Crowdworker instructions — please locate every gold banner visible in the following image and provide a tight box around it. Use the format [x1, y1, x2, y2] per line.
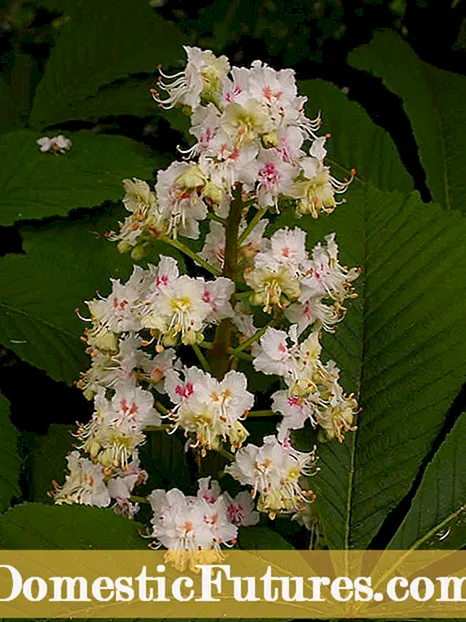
[0, 550, 466, 618]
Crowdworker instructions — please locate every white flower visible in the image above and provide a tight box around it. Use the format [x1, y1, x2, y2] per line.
[223, 490, 260, 526]
[245, 264, 301, 313]
[220, 66, 251, 107]
[52, 451, 110, 507]
[142, 275, 211, 346]
[248, 61, 303, 126]
[77, 334, 147, 398]
[220, 99, 273, 143]
[165, 368, 253, 452]
[37, 135, 71, 153]
[108, 454, 148, 518]
[272, 391, 316, 442]
[300, 233, 359, 302]
[122, 178, 156, 215]
[232, 300, 257, 339]
[148, 485, 238, 572]
[200, 134, 259, 191]
[225, 435, 317, 517]
[156, 161, 208, 239]
[200, 219, 267, 270]
[85, 266, 145, 340]
[153, 46, 230, 110]
[285, 297, 342, 335]
[76, 379, 158, 469]
[111, 379, 160, 428]
[142, 347, 177, 391]
[197, 476, 222, 504]
[189, 103, 221, 155]
[255, 227, 307, 274]
[199, 221, 226, 270]
[252, 327, 295, 377]
[256, 148, 296, 208]
[203, 277, 234, 323]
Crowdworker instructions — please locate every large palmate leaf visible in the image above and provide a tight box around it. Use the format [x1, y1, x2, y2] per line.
[0, 503, 145, 548]
[289, 184, 466, 549]
[0, 395, 21, 512]
[349, 30, 466, 211]
[0, 130, 158, 226]
[389, 411, 466, 550]
[30, 0, 183, 129]
[299, 79, 414, 194]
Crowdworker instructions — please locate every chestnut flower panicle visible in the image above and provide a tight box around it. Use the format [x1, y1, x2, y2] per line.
[52, 47, 360, 560]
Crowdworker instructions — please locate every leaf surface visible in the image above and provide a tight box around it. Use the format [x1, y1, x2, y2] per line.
[349, 30, 466, 211]
[0, 130, 157, 226]
[289, 184, 466, 549]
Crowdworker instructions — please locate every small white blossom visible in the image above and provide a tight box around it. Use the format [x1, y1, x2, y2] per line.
[153, 46, 230, 110]
[37, 135, 71, 154]
[165, 367, 253, 452]
[148, 483, 238, 572]
[52, 451, 110, 507]
[225, 435, 317, 518]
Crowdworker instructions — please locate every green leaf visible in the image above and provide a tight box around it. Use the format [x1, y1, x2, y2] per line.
[0, 394, 21, 512]
[30, 0, 183, 129]
[27, 424, 74, 503]
[0, 208, 134, 385]
[291, 184, 466, 549]
[141, 432, 193, 492]
[238, 526, 294, 550]
[299, 79, 414, 194]
[56, 75, 159, 122]
[389, 412, 466, 550]
[0, 130, 157, 226]
[349, 30, 466, 211]
[0, 77, 20, 134]
[0, 503, 145, 548]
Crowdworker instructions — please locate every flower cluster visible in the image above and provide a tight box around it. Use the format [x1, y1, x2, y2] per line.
[245, 228, 358, 319]
[148, 477, 258, 571]
[53, 47, 360, 563]
[165, 367, 253, 453]
[110, 47, 354, 251]
[253, 326, 358, 442]
[82, 257, 234, 351]
[226, 436, 318, 518]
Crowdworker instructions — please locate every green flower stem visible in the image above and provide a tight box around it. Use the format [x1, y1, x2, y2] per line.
[238, 207, 268, 246]
[159, 234, 221, 277]
[193, 343, 211, 372]
[229, 320, 273, 355]
[207, 212, 227, 225]
[199, 341, 252, 361]
[144, 424, 172, 432]
[154, 400, 169, 415]
[246, 410, 276, 418]
[129, 495, 150, 504]
[215, 446, 235, 462]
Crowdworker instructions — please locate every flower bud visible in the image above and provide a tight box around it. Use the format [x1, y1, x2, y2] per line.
[131, 245, 146, 261]
[203, 180, 223, 204]
[117, 240, 133, 254]
[175, 164, 206, 189]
